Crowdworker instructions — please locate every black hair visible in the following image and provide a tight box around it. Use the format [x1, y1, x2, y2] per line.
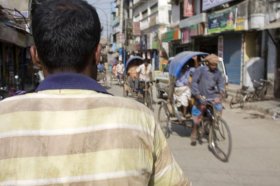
[31, 0, 101, 73]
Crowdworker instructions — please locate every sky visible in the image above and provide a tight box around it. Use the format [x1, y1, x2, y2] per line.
[86, 0, 113, 41]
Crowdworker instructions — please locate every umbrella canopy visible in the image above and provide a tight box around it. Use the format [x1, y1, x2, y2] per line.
[125, 56, 144, 72]
[169, 51, 208, 79]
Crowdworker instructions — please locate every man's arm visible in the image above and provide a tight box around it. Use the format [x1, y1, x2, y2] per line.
[191, 67, 202, 98]
[217, 72, 225, 98]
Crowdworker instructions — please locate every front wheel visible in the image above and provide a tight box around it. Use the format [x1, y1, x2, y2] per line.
[157, 102, 171, 138]
[208, 118, 232, 162]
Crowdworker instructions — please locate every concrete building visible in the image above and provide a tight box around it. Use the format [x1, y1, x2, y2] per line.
[165, 0, 280, 98]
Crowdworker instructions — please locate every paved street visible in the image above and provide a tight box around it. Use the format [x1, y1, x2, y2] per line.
[107, 82, 280, 186]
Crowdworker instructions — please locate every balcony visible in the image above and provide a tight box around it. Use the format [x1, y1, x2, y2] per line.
[140, 18, 149, 30]
[139, 13, 162, 30]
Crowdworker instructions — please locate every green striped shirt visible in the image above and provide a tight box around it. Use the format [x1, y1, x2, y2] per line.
[0, 89, 189, 185]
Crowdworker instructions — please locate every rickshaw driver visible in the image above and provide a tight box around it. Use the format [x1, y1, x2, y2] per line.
[190, 54, 225, 146]
[127, 64, 139, 94]
[136, 60, 152, 94]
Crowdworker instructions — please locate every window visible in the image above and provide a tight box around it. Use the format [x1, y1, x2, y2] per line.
[134, 13, 140, 21]
[150, 3, 158, 14]
[142, 9, 148, 19]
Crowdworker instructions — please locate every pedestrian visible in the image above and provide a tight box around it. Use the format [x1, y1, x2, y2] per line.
[116, 60, 124, 84]
[0, 0, 189, 185]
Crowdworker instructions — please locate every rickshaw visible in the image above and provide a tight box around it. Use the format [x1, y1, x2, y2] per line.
[156, 51, 208, 127]
[156, 51, 232, 162]
[123, 56, 154, 110]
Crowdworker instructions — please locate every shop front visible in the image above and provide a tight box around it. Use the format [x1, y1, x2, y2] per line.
[161, 28, 181, 57]
[0, 23, 33, 92]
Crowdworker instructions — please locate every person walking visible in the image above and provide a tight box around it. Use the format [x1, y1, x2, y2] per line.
[0, 0, 189, 185]
[116, 60, 124, 85]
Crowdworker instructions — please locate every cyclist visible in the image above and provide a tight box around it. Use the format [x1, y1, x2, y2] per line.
[190, 54, 225, 146]
[136, 60, 152, 95]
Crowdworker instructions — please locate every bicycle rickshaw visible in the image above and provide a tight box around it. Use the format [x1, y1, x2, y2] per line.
[156, 51, 232, 162]
[123, 56, 154, 110]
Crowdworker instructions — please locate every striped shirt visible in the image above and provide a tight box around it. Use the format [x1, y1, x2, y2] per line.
[0, 73, 189, 186]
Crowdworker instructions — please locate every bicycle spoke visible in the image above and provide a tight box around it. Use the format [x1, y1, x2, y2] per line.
[209, 118, 232, 162]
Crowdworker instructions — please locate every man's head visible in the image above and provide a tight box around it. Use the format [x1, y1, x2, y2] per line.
[144, 60, 149, 66]
[30, 0, 101, 77]
[205, 54, 219, 71]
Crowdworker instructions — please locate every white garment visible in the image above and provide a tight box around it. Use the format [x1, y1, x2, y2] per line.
[136, 63, 152, 82]
[174, 86, 191, 107]
[116, 63, 124, 74]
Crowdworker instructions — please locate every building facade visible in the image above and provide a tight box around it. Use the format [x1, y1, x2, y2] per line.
[165, 0, 280, 98]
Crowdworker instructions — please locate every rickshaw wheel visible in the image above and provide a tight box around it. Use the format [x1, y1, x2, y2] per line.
[123, 83, 130, 97]
[158, 101, 171, 138]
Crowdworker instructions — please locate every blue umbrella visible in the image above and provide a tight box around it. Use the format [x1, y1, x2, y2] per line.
[169, 51, 208, 79]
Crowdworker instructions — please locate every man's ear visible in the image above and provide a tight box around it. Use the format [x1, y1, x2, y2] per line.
[95, 44, 101, 65]
[30, 45, 42, 69]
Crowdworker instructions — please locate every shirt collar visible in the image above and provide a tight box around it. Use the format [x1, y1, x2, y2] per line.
[36, 72, 109, 94]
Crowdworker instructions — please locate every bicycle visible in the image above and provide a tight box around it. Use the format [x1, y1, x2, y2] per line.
[198, 99, 232, 162]
[138, 80, 154, 110]
[230, 79, 272, 109]
[158, 97, 232, 162]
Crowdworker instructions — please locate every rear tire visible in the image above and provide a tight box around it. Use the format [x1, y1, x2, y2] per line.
[144, 91, 153, 110]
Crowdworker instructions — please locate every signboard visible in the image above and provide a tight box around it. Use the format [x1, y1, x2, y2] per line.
[218, 36, 223, 58]
[203, 0, 235, 11]
[181, 28, 190, 44]
[207, 7, 236, 34]
[184, 0, 194, 17]
[161, 29, 181, 42]
[235, 0, 248, 31]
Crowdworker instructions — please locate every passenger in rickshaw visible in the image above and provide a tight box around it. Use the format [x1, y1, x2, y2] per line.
[190, 54, 225, 146]
[173, 59, 196, 118]
[174, 65, 191, 115]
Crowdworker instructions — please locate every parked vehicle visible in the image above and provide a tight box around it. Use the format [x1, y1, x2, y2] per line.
[230, 79, 272, 109]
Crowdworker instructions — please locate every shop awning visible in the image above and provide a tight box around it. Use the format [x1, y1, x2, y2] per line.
[263, 21, 280, 30]
[0, 23, 33, 47]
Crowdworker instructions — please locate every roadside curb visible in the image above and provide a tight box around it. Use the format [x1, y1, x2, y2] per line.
[226, 84, 280, 118]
